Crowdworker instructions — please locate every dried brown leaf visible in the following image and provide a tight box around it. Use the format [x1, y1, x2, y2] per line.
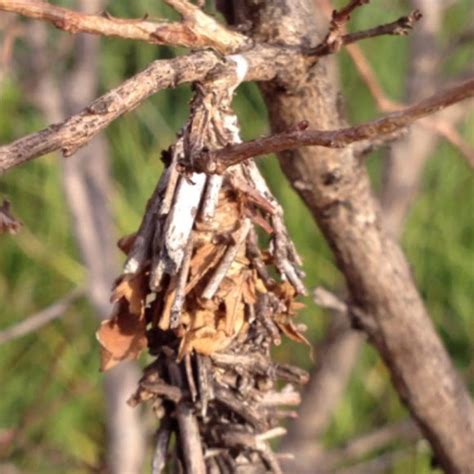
[222, 273, 245, 336]
[178, 327, 230, 361]
[289, 301, 306, 315]
[191, 308, 219, 330]
[111, 272, 147, 316]
[189, 243, 217, 277]
[96, 304, 147, 371]
[277, 281, 297, 300]
[190, 330, 230, 354]
[242, 270, 259, 305]
[275, 317, 311, 348]
[186, 243, 226, 293]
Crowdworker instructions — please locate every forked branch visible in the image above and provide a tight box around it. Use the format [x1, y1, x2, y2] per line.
[0, 50, 221, 174]
[309, 0, 422, 56]
[0, 0, 250, 53]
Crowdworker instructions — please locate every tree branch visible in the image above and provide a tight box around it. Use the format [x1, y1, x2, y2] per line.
[235, 1, 474, 472]
[344, 40, 474, 169]
[197, 78, 474, 173]
[321, 420, 419, 470]
[0, 0, 427, 176]
[0, 0, 250, 53]
[0, 50, 221, 174]
[0, 288, 84, 345]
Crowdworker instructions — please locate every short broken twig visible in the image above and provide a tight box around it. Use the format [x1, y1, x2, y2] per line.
[170, 235, 194, 328]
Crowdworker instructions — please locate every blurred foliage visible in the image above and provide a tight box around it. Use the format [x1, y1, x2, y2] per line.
[0, 0, 473, 472]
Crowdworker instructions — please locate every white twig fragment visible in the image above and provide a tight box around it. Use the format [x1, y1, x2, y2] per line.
[170, 234, 194, 328]
[256, 427, 287, 442]
[200, 174, 224, 221]
[313, 286, 348, 313]
[165, 173, 206, 270]
[160, 141, 183, 217]
[124, 171, 170, 274]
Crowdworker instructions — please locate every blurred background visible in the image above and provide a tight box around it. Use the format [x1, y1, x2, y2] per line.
[0, 0, 472, 473]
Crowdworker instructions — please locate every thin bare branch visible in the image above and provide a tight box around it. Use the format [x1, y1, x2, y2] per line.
[322, 420, 419, 469]
[308, 0, 421, 57]
[0, 0, 250, 53]
[0, 42, 305, 175]
[0, 50, 221, 174]
[429, 119, 474, 168]
[345, 40, 474, 168]
[197, 78, 474, 173]
[0, 288, 84, 345]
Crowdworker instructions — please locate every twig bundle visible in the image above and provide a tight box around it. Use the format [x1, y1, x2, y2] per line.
[96, 57, 309, 473]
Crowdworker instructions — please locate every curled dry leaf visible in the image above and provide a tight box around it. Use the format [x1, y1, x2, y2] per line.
[0, 199, 21, 235]
[274, 317, 311, 348]
[96, 302, 147, 371]
[222, 274, 246, 336]
[111, 272, 147, 317]
[98, 271, 149, 371]
[178, 326, 230, 361]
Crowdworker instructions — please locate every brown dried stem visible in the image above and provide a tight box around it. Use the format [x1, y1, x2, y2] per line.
[197, 77, 474, 173]
[0, 0, 250, 53]
[167, 360, 206, 474]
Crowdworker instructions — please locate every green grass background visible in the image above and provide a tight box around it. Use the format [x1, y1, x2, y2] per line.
[0, 0, 473, 472]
